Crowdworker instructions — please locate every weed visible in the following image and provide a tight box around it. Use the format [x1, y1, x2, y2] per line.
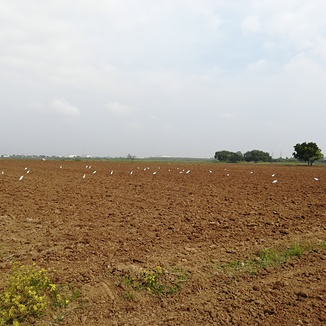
[71, 288, 82, 301]
[0, 263, 74, 325]
[121, 291, 134, 301]
[122, 265, 188, 297]
[217, 243, 310, 275]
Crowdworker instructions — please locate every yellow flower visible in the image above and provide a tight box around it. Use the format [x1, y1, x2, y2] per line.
[18, 304, 26, 313]
[49, 283, 56, 292]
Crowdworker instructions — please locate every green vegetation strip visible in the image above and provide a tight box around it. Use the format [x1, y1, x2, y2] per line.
[217, 242, 325, 274]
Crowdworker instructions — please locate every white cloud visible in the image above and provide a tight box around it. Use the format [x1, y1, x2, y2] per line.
[246, 1, 326, 58]
[106, 102, 134, 116]
[241, 16, 261, 34]
[49, 99, 80, 117]
[246, 59, 275, 74]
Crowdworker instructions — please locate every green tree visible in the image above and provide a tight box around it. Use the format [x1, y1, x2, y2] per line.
[293, 142, 323, 165]
[244, 150, 272, 163]
[214, 150, 243, 162]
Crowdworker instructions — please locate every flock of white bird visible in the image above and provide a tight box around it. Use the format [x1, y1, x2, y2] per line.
[0, 161, 321, 184]
[81, 165, 195, 178]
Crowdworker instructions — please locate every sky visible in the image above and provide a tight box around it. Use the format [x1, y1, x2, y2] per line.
[1, 0, 326, 158]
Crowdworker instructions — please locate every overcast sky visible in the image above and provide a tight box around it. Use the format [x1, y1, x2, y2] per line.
[1, 0, 326, 158]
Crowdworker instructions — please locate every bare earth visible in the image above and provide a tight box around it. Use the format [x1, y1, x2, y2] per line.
[0, 160, 325, 326]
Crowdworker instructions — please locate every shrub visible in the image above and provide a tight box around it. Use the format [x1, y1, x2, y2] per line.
[0, 263, 68, 325]
[123, 265, 188, 297]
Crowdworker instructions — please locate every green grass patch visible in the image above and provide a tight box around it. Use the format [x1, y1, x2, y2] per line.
[216, 243, 319, 275]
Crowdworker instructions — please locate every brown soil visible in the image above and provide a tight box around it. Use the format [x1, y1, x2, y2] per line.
[0, 160, 325, 326]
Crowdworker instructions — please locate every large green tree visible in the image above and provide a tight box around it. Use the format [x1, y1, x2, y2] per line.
[293, 142, 323, 165]
[244, 150, 272, 163]
[214, 150, 243, 162]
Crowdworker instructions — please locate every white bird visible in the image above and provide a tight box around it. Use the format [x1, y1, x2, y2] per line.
[26, 170, 30, 174]
[272, 180, 278, 184]
[130, 171, 133, 175]
[186, 170, 190, 174]
[226, 173, 230, 177]
[93, 171, 96, 174]
[153, 171, 157, 175]
[1, 171, 4, 175]
[250, 171, 253, 174]
[110, 171, 114, 175]
[314, 177, 319, 181]
[272, 174, 275, 177]
[209, 170, 212, 173]
[24, 167, 28, 170]
[83, 174, 86, 179]
[60, 165, 62, 169]
[19, 176, 24, 181]
[42, 158, 46, 161]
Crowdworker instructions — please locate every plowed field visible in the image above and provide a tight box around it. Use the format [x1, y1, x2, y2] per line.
[0, 160, 325, 325]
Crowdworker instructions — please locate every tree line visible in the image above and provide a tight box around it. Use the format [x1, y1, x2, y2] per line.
[214, 150, 272, 163]
[215, 142, 324, 165]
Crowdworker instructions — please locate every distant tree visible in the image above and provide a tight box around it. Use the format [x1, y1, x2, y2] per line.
[244, 150, 272, 163]
[293, 142, 323, 165]
[214, 150, 243, 163]
[127, 154, 136, 161]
